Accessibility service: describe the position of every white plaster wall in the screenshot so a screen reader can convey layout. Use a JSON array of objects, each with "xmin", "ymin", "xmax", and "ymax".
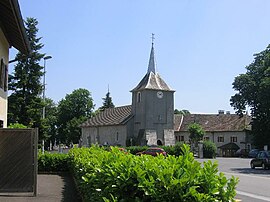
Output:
[
  {"xmin": 81, "ymin": 125, "xmax": 127, "ymax": 147},
  {"xmin": 0, "ymin": 27, "xmax": 9, "ymax": 128}
]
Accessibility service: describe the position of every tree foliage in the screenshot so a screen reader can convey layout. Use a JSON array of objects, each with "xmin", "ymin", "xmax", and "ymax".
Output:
[
  {"xmin": 99, "ymin": 91, "xmax": 115, "ymax": 111},
  {"xmin": 174, "ymin": 109, "xmax": 190, "ymax": 115},
  {"xmin": 8, "ymin": 18, "xmax": 45, "ymax": 133},
  {"xmin": 230, "ymin": 44, "xmax": 270, "ymax": 148},
  {"xmin": 57, "ymin": 88, "xmax": 94, "ymax": 144},
  {"xmin": 188, "ymin": 123, "xmax": 205, "ymax": 143}
]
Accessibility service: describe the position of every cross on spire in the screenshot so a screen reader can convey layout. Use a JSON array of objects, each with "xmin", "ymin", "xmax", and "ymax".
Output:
[{"xmin": 151, "ymin": 33, "xmax": 155, "ymax": 44}]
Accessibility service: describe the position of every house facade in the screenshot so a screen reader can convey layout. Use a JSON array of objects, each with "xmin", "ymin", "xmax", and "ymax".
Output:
[
  {"xmin": 0, "ymin": 0, "xmax": 30, "ymax": 128},
  {"xmin": 81, "ymin": 42, "xmax": 175, "ymax": 146}
]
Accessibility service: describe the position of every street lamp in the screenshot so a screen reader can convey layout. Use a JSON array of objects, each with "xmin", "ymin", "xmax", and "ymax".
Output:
[{"xmin": 42, "ymin": 55, "xmax": 52, "ymax": 154}]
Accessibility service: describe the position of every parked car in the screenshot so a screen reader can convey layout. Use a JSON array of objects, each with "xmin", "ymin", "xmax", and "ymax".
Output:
[
  {"xmin": 136, "ymin": 147, "xmax": 167, "ymax": 157},
  {"xmin": 248, "ymin": 149, "xmax": 259, "ymax": 158},
  {"xmin": 235, "ymin": 149, "xmax": 249, "ymax": 158},
  {"xmin": 250, "ymin": 151, "xmax": 270, "ymax": 169}
]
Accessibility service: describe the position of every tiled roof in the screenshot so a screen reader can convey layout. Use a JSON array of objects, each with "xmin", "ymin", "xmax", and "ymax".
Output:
[
  {"xmin": 175, "ymin": 114, "xmax": 251, "ymax": 132},
  {"xmin": 131, "ymin": 72, "xmax": 174, "ymax": 92},
  {"xmin": 80, "ymin": 105, "xmax": 132, "ymax": 127}
]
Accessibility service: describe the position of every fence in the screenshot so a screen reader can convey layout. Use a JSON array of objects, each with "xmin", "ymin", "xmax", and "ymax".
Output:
[{"xmin": 0, "ymin": 128, "xmax": 38, "ymax": 196}]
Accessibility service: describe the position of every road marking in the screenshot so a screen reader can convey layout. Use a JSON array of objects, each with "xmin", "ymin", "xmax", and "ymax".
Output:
[{"xmin": 237, "ymin": 190, "xmax": 270, "ymax": 202}]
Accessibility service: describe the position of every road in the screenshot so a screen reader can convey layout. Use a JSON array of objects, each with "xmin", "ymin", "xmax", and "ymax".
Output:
[{"xmin": 197, "ymin": 158, "xmax": 270, "ymax": 202}]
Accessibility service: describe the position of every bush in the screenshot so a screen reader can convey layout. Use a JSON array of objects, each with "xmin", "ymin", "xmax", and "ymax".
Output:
[
  {"xmin": 203, "ymin": 141, "xmax": 217, "ymax": 158},
  {"xmin": 126, "ymin": 146, "xmax": 148, "ymax": 155},
  {"xmin": 38, "ymin": 152, "xmax": 69, "ymax": 172},
  {"xmin": 69, "ymin": 144, "xmax": 238, "ymax": 202}
]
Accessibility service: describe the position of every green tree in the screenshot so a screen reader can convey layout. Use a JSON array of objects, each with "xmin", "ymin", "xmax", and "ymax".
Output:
[
  {"xmin": 57, "ymin": 88, "xmax": 94, "ymax": 144},
  {"xmin": 188, "ymin": 123, "xmax": 205, "ymax": 144},
  {"xmin": 99, "ymin": 91, "xmax": 115, "ymax": 111},
  {"xmin": 43, "ymin": 98, "xmax": 58, "ymax": 147},
  {"xmin": 174, "ymin": 109, "xmax": 190, "ymax": 115},
  {"xmin": 8, "ymin": 18, "xmax": 45, "ymax": 135},
  {"xmin": 230, "ymin": 44, "xmax": 270, "ymax": 148}
]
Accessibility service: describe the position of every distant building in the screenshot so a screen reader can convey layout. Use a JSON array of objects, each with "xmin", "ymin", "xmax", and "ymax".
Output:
[
  {"xmin": 175, "ymin": 111, "xmax": 252, "ymax": 157},
  {"xmin": 0, "ymin": 0, "xmax": 30, "ymax": 128},
  {"xmin": 81, "ymin": 41, "xmax": 175, "ymax": 147}
]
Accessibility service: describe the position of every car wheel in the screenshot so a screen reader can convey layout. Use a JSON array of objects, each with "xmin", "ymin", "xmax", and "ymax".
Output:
[
  {"xmin": 250, "ymin": 162, "xmax": 255, "ymax": 169},
  {"xmin": 262, "ymin": 163, "xmax": 267, "ymax": 170}
]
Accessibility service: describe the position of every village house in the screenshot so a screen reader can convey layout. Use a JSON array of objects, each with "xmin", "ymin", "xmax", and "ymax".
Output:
[
  {"xmin": 174, "ymin": 111, "xmax": 252, "ymax": 157},
  {"xmin": 80, "ymin": 40, "xmax": 252, "ymax": 156},
  {"xmin": 0, "ymin": 0, "xmax": 30, "ymax": 128}
]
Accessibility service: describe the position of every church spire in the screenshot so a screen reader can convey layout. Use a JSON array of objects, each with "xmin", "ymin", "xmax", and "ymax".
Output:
[{"xmin": 147, "ymin": 33, "xmax": 156, "ymax": 74}]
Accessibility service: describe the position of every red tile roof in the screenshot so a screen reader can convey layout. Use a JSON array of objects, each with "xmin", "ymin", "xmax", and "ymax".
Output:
[{"xmin": 176, "ymin": 114, "xmax": 251, "ymax": 132}]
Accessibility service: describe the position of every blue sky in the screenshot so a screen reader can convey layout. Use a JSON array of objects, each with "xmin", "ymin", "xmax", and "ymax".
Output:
[{"xmin": 10, "ymin": 0, "xmax": 270, "ymax": 113}]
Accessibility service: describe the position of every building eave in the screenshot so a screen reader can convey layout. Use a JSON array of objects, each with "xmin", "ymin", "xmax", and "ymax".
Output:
[{"xmin": 0, "ymin": 0, "xmax": 31, "ymax": 54}]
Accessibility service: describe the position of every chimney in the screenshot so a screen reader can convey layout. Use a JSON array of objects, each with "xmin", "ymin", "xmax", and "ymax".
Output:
[{"xmin": 218, "ymin": 110, "xmax": 224, "ymax": 115}]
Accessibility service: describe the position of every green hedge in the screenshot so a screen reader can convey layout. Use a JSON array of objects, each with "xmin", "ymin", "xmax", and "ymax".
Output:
[
  {"xmin": 38, "ymin": 152, "xmax": 69, "ymax": 172},
  {"xmin": 69, "ymin": 144, "xmax": 238, "ymax": 202},
  {"xmin": 203, "ymin": 141, "xmax": 217, "ymax": 158}
]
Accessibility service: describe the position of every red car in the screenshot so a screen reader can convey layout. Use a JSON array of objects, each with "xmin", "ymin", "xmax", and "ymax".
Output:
[{"xmin": 136, "ymin": 147, "xmax": 167, "ymax": 156}]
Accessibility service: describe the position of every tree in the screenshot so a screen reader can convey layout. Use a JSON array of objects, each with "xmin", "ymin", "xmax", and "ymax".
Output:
[
  {"xmin": 230, "ymin": 44, "xmax": 270, "ymax": 148},
  {"xmin": 174, "ymin": 109, "xmax": 190, "ymax": 115},
  {"xmin": 99, "ymin": 91, "xmax": 115, "ymax": 111},
  {"xmin": 42, "ymin": 98, "xmax": 58, "ymax": 147},
  {"xmin": 188, "ymin": 123, "xmax": 205, "ymax": 144},
  {"xmin": 57, "ymin": 88, "xmax": 94, "ymax": 144},
  {"xmin": 8, "ymin": 18, "xmax": 45, "ymax": 133}
]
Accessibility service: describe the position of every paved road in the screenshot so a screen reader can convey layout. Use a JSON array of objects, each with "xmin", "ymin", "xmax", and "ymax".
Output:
[
  {"xmin": 0, "ymin": 174, "xmax": 81, "ymax": 202},
  {"xmin": 197, "ymin": 157, "xmax": 270, "ymax": 202}
]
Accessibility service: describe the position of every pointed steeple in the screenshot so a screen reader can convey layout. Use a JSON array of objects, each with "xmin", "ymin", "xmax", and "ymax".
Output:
[{"xmin": 147, "ymin": 34, "xmax": 156, "ymax": 74}]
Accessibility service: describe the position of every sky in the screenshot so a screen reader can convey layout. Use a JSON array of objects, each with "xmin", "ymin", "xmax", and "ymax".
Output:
[{"xmin": 10, "ymin": 0, "xmax": 270, "ymax": 114}]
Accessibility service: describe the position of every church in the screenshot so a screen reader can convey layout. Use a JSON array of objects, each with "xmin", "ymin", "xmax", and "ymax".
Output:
[
  {"xmin": 80, "ymin": 40, "xmax": 252, "ymax": 155},
  {"xmin": 80, "ymin": 40, "xmax": 176, "ymax": 147}
]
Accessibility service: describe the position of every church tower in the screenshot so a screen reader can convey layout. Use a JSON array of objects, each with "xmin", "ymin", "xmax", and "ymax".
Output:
[{"xmin": 131, "ymin": 36, "xmax": 175, "ymax": 146}]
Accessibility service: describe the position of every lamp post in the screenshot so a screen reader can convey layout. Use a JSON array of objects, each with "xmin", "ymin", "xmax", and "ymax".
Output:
[{"xmin": 42, "ymin": 55, "xmax": 52, "ymax": 154}]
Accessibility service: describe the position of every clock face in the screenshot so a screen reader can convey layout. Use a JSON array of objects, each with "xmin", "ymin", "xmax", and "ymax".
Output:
[{"xmin": 157, "ymin": 91, "xmax": 163, "ymax": 99}]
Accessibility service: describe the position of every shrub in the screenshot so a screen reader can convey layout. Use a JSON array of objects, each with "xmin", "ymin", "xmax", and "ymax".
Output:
[
  {"xmin": 38, "ymin": 152, "xmax": 69, "ymax": 172},
  {"xmin": 69, "ymin": 144, "xmax": 238, "ymax": 202},
  {"xmin": 203, "ymin": 141, "xmax": 217, "ymax": 158},
  {"xmin": 126, "ymin": 146, "xmax": 148, "ymax": 155}
]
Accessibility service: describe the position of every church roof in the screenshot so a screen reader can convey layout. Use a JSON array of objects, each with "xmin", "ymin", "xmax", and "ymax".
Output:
[
  {"xmin": 131, "ymin": 42, "xmax": 174, "ymax": 92},
  {"xmin": 175, "ymin": 113, "xmax": 251, "ymax": 132},
  {"xmin": 80, "ymin": 105, "xmax": 132, "ymax": 127}
]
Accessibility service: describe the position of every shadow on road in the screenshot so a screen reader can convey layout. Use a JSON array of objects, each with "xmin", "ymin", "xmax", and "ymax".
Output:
[
  {"xmin": 230, "ymin": 167, "xmax": 270, "ymax": 175},
  {"xmin": 60, "ymin": 173, "xmax": 82, "ymax": 202}
]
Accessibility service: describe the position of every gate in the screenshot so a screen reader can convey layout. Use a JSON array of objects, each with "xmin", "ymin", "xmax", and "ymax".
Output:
[{"xmin": 0, "ymin": 128, "xmax": 38, "ymax": 196}]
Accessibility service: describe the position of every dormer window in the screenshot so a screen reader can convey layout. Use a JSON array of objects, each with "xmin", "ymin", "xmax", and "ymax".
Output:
[{"xmin": 137, "ymin": 92, "xmax": 141, "ymax": 103}]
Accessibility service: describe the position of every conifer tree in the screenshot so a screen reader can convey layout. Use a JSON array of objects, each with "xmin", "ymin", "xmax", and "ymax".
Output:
[
  {"xmin": 8, "ymin": 18, "xmax": 45, "ymax": 131},
  {"xmin": 99, "ymin": 91, "xmax": 115, "ymax": 111}
]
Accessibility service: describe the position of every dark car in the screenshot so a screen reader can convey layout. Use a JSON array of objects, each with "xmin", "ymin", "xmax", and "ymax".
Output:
[
  {"xmin": 248, "ymin": 149, "xmax": 259, "ymax": 158},
  {"xmin": 235, "ymin": 149, "xmax": 249, "ymax": 158},
  {"xmin": 250, "ymin": 151, "xmax": 270, "ymax": 169},
  {"xmin": 136, "ymin": 147, "xmax": 167, "ymax": 156}
]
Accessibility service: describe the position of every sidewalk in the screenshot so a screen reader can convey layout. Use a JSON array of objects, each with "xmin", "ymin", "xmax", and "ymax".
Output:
[{"xmin": 0, "ymin": 174, "xmax": 81, "ymax": 202}]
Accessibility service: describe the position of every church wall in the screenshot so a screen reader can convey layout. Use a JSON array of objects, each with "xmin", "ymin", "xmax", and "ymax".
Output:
[{"xmin": 81, "ymin": 125, "xmax": 127, "ymax": 147}]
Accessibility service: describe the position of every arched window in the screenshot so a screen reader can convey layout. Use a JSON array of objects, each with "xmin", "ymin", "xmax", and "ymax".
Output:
[{"xmin": 137, "ymin": 92, "xmax": 141, "ymax": 103}]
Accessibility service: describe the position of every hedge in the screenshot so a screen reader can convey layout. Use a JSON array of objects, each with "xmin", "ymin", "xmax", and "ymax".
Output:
[
  {"xmin": 68, "ymin": 144, "xmax": 238, "ymax": 202},
  {"xmin": 38, "ymin": 152, "xmax": 69, "ymax": 172}
]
